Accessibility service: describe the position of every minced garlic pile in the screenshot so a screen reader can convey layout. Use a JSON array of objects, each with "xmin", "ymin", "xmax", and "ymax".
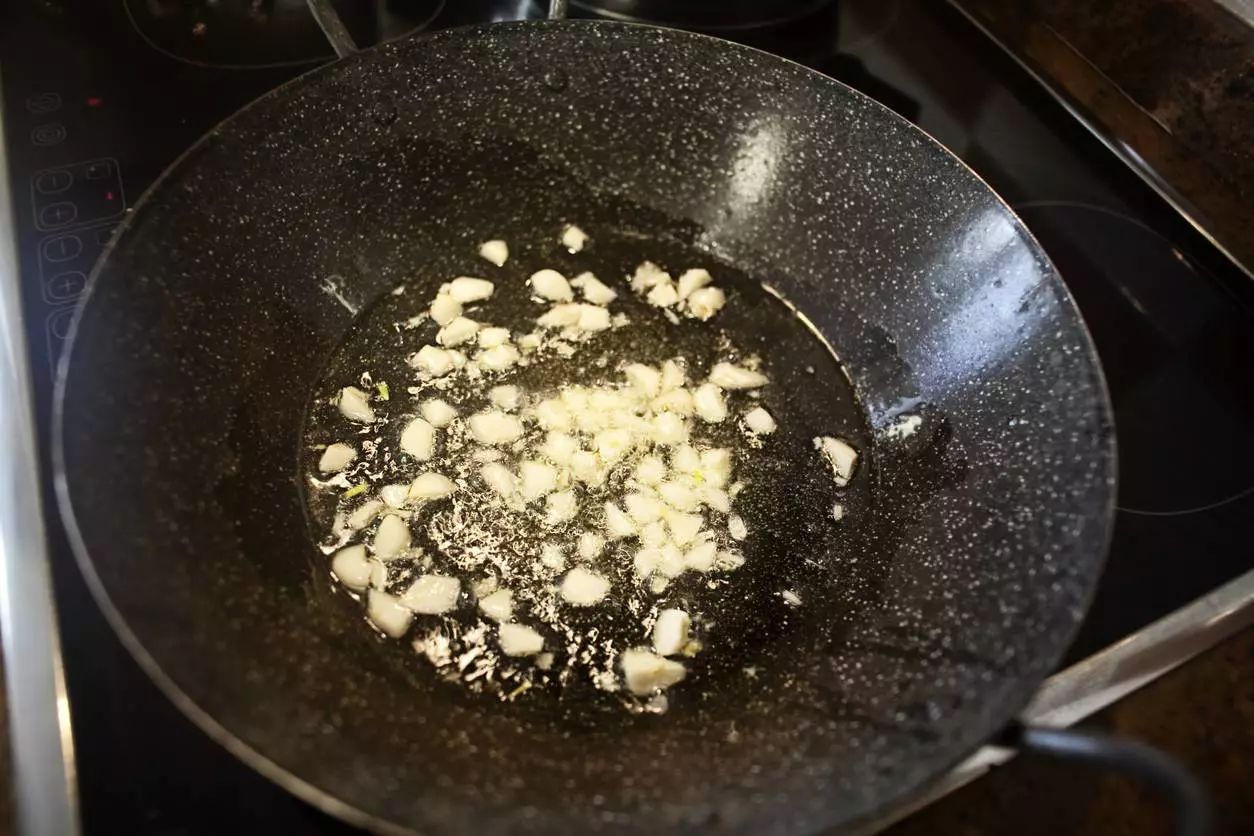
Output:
[{"xmin": 308, "ymin": 225, "xmax": 858, "ymax": 709}]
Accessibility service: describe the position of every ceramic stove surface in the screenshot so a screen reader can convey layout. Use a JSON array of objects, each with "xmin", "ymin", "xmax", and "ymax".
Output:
[{"xmin": 2, "ymin": 0, "xmax": 1251, "ymax": 831}]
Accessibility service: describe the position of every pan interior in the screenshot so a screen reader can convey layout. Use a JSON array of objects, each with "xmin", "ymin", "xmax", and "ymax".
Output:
[
  {"xmin": 301, "ymin": 221, "xmax": 881, "ymax": 718},
  {"xmin": 56, "ymin": 19, "xmax": 1113, "ymax": 836}
]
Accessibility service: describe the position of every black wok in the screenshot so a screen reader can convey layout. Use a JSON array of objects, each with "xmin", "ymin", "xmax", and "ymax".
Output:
[{"xmin": 55, "ymin": 13, "xmax": 1157, "ymax": 836}]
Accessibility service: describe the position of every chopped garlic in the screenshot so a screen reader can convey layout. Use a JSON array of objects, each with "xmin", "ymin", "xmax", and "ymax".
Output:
[
  {"xmin": 480, "ymin": 462, "xmax": 517, "ymax": 500},
  {"xmin": 469, "ymin": 410, "xmax": 524, "ymax": 445},
  {"xmin": 781, "ymin": 589, "xmax": 802, "ymax": 607},
  {"xmin": 337, "ymin": 386, "xmax": 374, "ymax": 423},
  {"xmin": 604, "ymin": 502, "xmax": 636, "ymax": 539},
  {"xmin": 657, "ymin": 547, "xmax": 684, "ymax": 576},
  {"xmin": 577, "ymin": 532, "xmax": 605, "ymax": 560},
  {"xmin": 535, "ymin": 399, "xmax": 572, "ymax": 431},
  {"xmin": 728, "ymin": 514, "xmax": 748, "ymax": 541},
  {"xmin": 499, "ymin": 623, "xmax": 545, "ymax": 656},
  {"xmin": 630, "ymin": 262, "xmax": 671, "ymax": 292},
  {"xmin": 399, "ymin": 417, "xmax": 436, "ymax": 460},
  {"xmin": 420, "ymin": 399, "xmax": 457, "ymax": 428},
  {"xmin": 660, "ymin": 359, "xmax": 687, "ymax": 390},
  {"xmin": 646, "ymin": 282, "xmax": 679, "ymax": 308},
  {"xmin": 373, "ymin": 514, "xmax": 411, "ymax": 558},
  {"xmin": 479, "ymin": 344, "xmax": 521, "ymax": 372},
  {"xmin": 490, "ymin": 385, "xmax": 522, "ymax": 411},
  {"xmin": 437, "ymin": 316, "xmax": 479, "ymax": 347},
  {"xmin": 429, "ymin": 293, "xmax": 462, "ymax": 326},
  {"xmin": 540, "ymin": 542, "xmax": 567, "ymax": 570},
  {"xmin": 477, "ymin": 326, "xmax": 511, "ymax": 349},
  {"xmin": 539, "ymin": 432, "xmax": 578, "ymax": 466},
  {"xmin": 625, "ymin": 492, "xmax": 664, "ymax": 525},
  {"xmin": 694, "ymin": 383, "xmax": 728, "ymax": 423},
  {"xmin": 814, "ymin": 435, "xmax": 858, "ymax": 486},
  {"xmin": 347, "ymin": 499, "xmax": 383, "ymax": 530},
  {"xmin": 561, "ymin": 224, "xmax": 589, "ymax": 252},
  {"xmin": 640, "ymin": 521, "xmax": 668, "ymax": 548},
  {"xmin": 519, "ymin": 460, "xmax": 559, "ymax": 502},
  {"xmin": 685, "ymin": 541, "xmax": 717, "ymax": 572},
  {"xmin": 570, "ymin": 450, "xmax": 602, "ymax": 485},
  {"xmin": 367, "ymin": 590, "xmax": 413, "ymax": 638},
  {"xmin": 560, "ymin": 567, "xmax": 610, "ymax": 606},
  {"xmin": 478, "ymin": 239, "xmax": 509, "ymax": 266},
  {"xmin": 716, "ymin": 550, "xmax": 745, "ymax": 570},
  {"xmin": 571, "ymin": 272, "xmax": 617, "ymax": 305},
  {"xmin": 685, "ymin": 286, "xmax": 726, "ymax": 320},
  {"xmin": 577, "ymin": 304, "xmax": 612, "ymax": 332},
  {"xmin": 634, "ymin": 548, "xmax": 660, "ymax": 578},
  {"xmin": 652, "ymin": 388, "xmax": 694, "ymax": 415},
  {"xmin": 413, "ymin": 345, "xmax": 455, "ymax": 377},
  {"xmin": 595, "ymin": 428, "xmax": 633, "ymax": 462},
  {"xmin": 620, "ymin": 649, "xmax": 686, "ymax": 695},
  {"xmin": 318, "ymin": 443, "xmax": 357, "ymax": 473},
  {"xmin": 624, "ymin": 363, "xmax": 662, "ymax": 397},
  {"xmin": 672, "ymin": 445, "xmax": 701, "ymax": 474},
  {"xmin": 634, "ymin": 455, "xmax": 667, "ymax": 485},
  {"xmin": 545, "ymin": 489, "xmax": 578, "ymax": 526},
  {"xmin": 408, "ymin": 472, "xmax": 456, "ymax": 501},
  {"xmin": 653, "ymin": 609, "xmax": 691, "ymax": 656},
  {"xmin": 699, "ymin": 485, "xmax": 730, "ymax": 513},
  {"xmin": 331, "ymin": 545, "xmax": 372, "ymax": 591},
  {"xmin": 667, "ymin": 512, "xmax": 704, "ymax": 546},
  {"xmin": 709, "ymin": 362, "xmax": 768, "ymax": 389},
  {"xmin": 401, "ymin": 574, "xmax": 461, "ymax": 614},
  {"xmin": 445, "ymin": 276, "xmax": 494, "ymax": 303},
  {"xmin": 380, "ymin": 483, "xmax": 409, "ymax": 508},
  {"xmin": 538, "ymin": 304, "xmax": 581, "ymax": 329},
  {"xmin": 832, "ymin": 503, "xmax": 845, "ymax": 522},
  {"xmin": 479, "ymin": 589, "xmax": 514, "ymax": 621},
  {"xmin": 529, "ymin": 269, "xmax": 574, "ymax": 302},
  {"xmin": 676, "ymin": 268, "xmax": 712, "ymax": 300},
  {"xmin": 658, "ymin": 480, "xmax": 698, "ymax": 512},
  {"xmin": 699, "ymin": 448, "xmax": 731, "ymax": 486},
  {"xmin": 651, "ymin": 412, "xmax": 688, "ymax": 445},
  {"xmin": 744, "ymin": 407, "xmax": 777, "ymax": 435}
]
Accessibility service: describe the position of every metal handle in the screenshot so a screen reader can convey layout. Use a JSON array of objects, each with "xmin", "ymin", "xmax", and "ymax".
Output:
[
  {"xmin": 309, "ymin": 0, "xmax": 569, "ymax": 58},
  {"xmin": 306, "ymin": 0, "xmax": 358, "ymax": 58},
  {"xmin": 1001, "ymin": 724, "xmax": 1212, "ymax": 836}
]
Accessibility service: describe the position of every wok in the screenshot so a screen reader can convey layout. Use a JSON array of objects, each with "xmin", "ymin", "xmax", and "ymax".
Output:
[{"xmin": 54, "ymin": 7, "xmax": 1196, "ymax": 836}]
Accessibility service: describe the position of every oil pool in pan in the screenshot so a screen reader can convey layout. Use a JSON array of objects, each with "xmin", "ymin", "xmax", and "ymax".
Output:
[{"xmin": 301, "ymin": 224, "xmax": 875, "ymax": 714}]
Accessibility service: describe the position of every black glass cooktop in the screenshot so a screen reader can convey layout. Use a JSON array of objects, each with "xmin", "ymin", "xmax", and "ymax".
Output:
[{"xmin": 3, "ymin": 0, "xmax": 1252, "ymax": 832}]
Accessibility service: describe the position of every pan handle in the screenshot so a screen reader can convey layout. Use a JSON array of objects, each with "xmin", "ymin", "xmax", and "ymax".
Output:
[
  {"xmin": 1000, "ymin": 723, "xmax": 1212, "ymax": 836},
  {"xmin": 549, "ymin": 0, "xmax": 570, "ymax": 19}
]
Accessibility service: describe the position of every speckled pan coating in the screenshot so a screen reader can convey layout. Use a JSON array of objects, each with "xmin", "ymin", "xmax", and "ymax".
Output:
[{"xmin": 54, "ymin": 20, "xmax": 1114, "ymax": 836}]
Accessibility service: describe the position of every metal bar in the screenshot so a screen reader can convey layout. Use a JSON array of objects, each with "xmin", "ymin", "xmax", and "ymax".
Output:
[
  {"xmin": 0, "ymin": 71, "xmax": 81, "ymax": 836},
  {"xmin": 1213, "ymin": 0, "xmax": 1254, "ymax": 29},
  {"xmin": 306, "ymin": 0, "xmax": 358, "ymax": 59},
  {"xmin": 549, "ymin": 0, "xmax": 570, "ymax": 20},
  {"xmin": 945, "ymin": 0, "xmax": 1254, "ymax": 284}
]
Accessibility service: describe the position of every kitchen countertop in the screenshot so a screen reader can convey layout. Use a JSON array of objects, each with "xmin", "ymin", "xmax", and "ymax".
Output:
[
  {"xmin": 951, "ymin": 0, "xmax": 1254, "ymax": 275},
  {"xmin": 885, "ymin": 624, "xmax": 1254, "ymax": 835}
]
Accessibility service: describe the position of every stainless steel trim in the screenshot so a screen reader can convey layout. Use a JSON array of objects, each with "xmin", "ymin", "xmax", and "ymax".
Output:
[
  {"xmin": 1213, "ymin": 0, "xmax": 1254, "ymax": 29},
  {"xmin": 945, "ymin": 1, "xmax": 1254, "ymax": 284},
  {"xmin": 0, "ymin": 71, "xmax": 82, "ymax": 835},
  {"xmin": 868, "ymin": 567, "xmax": 1254, "ymax": 832}
]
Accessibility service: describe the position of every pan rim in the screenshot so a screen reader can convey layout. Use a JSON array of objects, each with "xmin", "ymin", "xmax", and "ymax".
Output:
[{"xmin": 52, "ymin": 17, "xmax": 1117, "ymax": 835}]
